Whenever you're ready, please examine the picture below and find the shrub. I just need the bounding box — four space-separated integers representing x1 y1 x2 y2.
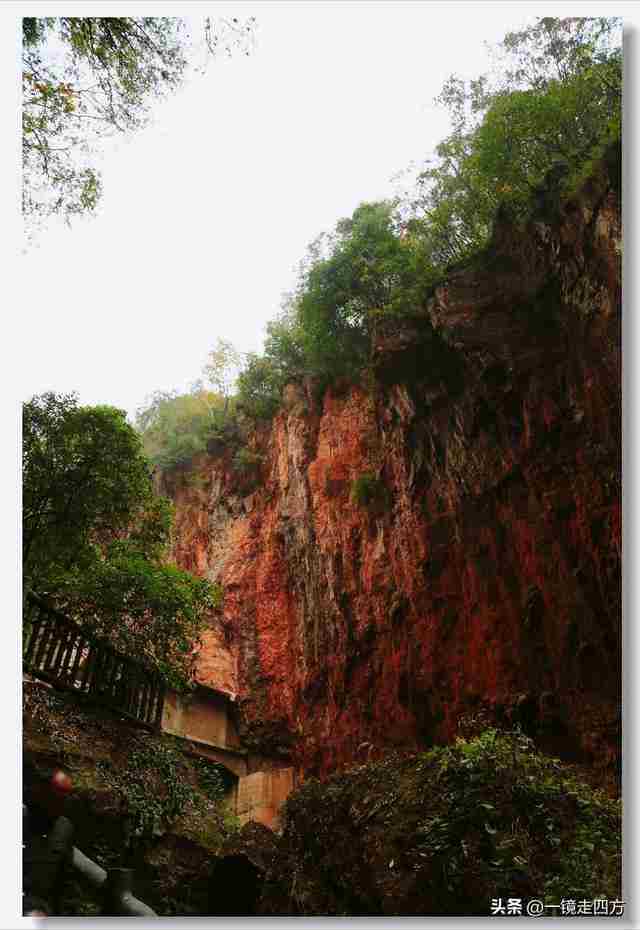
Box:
350 473 389 510
233 447 263 473
23 392 217 689
193 758 228 802
262 729 621 916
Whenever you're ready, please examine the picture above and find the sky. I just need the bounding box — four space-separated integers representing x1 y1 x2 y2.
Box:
12 2 566 421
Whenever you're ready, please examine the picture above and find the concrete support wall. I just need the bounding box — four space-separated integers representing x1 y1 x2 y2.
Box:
161 687 241 750
236 767 296 831
161 685 295 828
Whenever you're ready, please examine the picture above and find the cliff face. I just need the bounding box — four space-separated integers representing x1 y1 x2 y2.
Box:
160 157 621 780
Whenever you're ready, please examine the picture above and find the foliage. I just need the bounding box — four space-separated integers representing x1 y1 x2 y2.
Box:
140 18 622 437
470 65 620 215
202 337 243 401
236 353 289 420
193 758 228 802
233 447 264 473
97 739 198 844
295 202 432 380
89 734 236 868
45 553 220 690
23 391 157 581
234 202 433 415
415 730 620 905
405 17 622 266
350 473 389 510
23 686 238 862
22 16 255 228
264 730 620 915
233 20 621 424
135 387 238 468
235 309 308 419
136 338 247 467
24 683 241 917
23 391 217 687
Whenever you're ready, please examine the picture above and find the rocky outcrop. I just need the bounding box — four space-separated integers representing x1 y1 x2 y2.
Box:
160 151 621 781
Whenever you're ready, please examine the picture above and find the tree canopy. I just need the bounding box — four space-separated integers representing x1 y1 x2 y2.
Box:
135 387 237 469
22 16 255 228
23 392 218 687
133 17 622 442
135 338 244 468
233 16 622 413
296 203 425 374
405 16 621 266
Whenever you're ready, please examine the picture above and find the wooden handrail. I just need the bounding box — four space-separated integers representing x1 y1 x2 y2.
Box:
23 592 165 729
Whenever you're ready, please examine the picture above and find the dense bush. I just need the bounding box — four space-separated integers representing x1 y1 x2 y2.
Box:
295 203 433 380
236 353 286 421
405 17 621 266
233 201 434 417
44 552 221 691
261 729 621 916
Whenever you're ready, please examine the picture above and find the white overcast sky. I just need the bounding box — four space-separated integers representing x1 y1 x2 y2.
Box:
12 1 631 422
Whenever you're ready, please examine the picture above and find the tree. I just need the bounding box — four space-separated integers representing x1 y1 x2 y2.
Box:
135 338 247 465
236 353 287 420
137 18 623 433
23 391 156 580
44 553 217 691
22 16 256 227
406 17 621 267
235 304 308 419
23 392 217 687
233 202 436 414
202 337 242 402
135 388 226 467
294 201 431 380
471 64 620 213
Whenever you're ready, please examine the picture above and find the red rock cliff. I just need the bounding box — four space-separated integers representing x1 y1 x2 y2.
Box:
159 156 621 780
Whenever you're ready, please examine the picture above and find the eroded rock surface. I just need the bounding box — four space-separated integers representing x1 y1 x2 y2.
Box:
160 154 621 780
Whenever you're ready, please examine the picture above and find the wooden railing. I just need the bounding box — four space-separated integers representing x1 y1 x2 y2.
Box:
23 592 165 728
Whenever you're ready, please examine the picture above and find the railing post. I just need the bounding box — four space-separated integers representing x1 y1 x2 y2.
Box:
154 678 165 731
68 632 84 686
23 618 42 668
141 680 152 724
32 617 53 671
79 643 96 693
